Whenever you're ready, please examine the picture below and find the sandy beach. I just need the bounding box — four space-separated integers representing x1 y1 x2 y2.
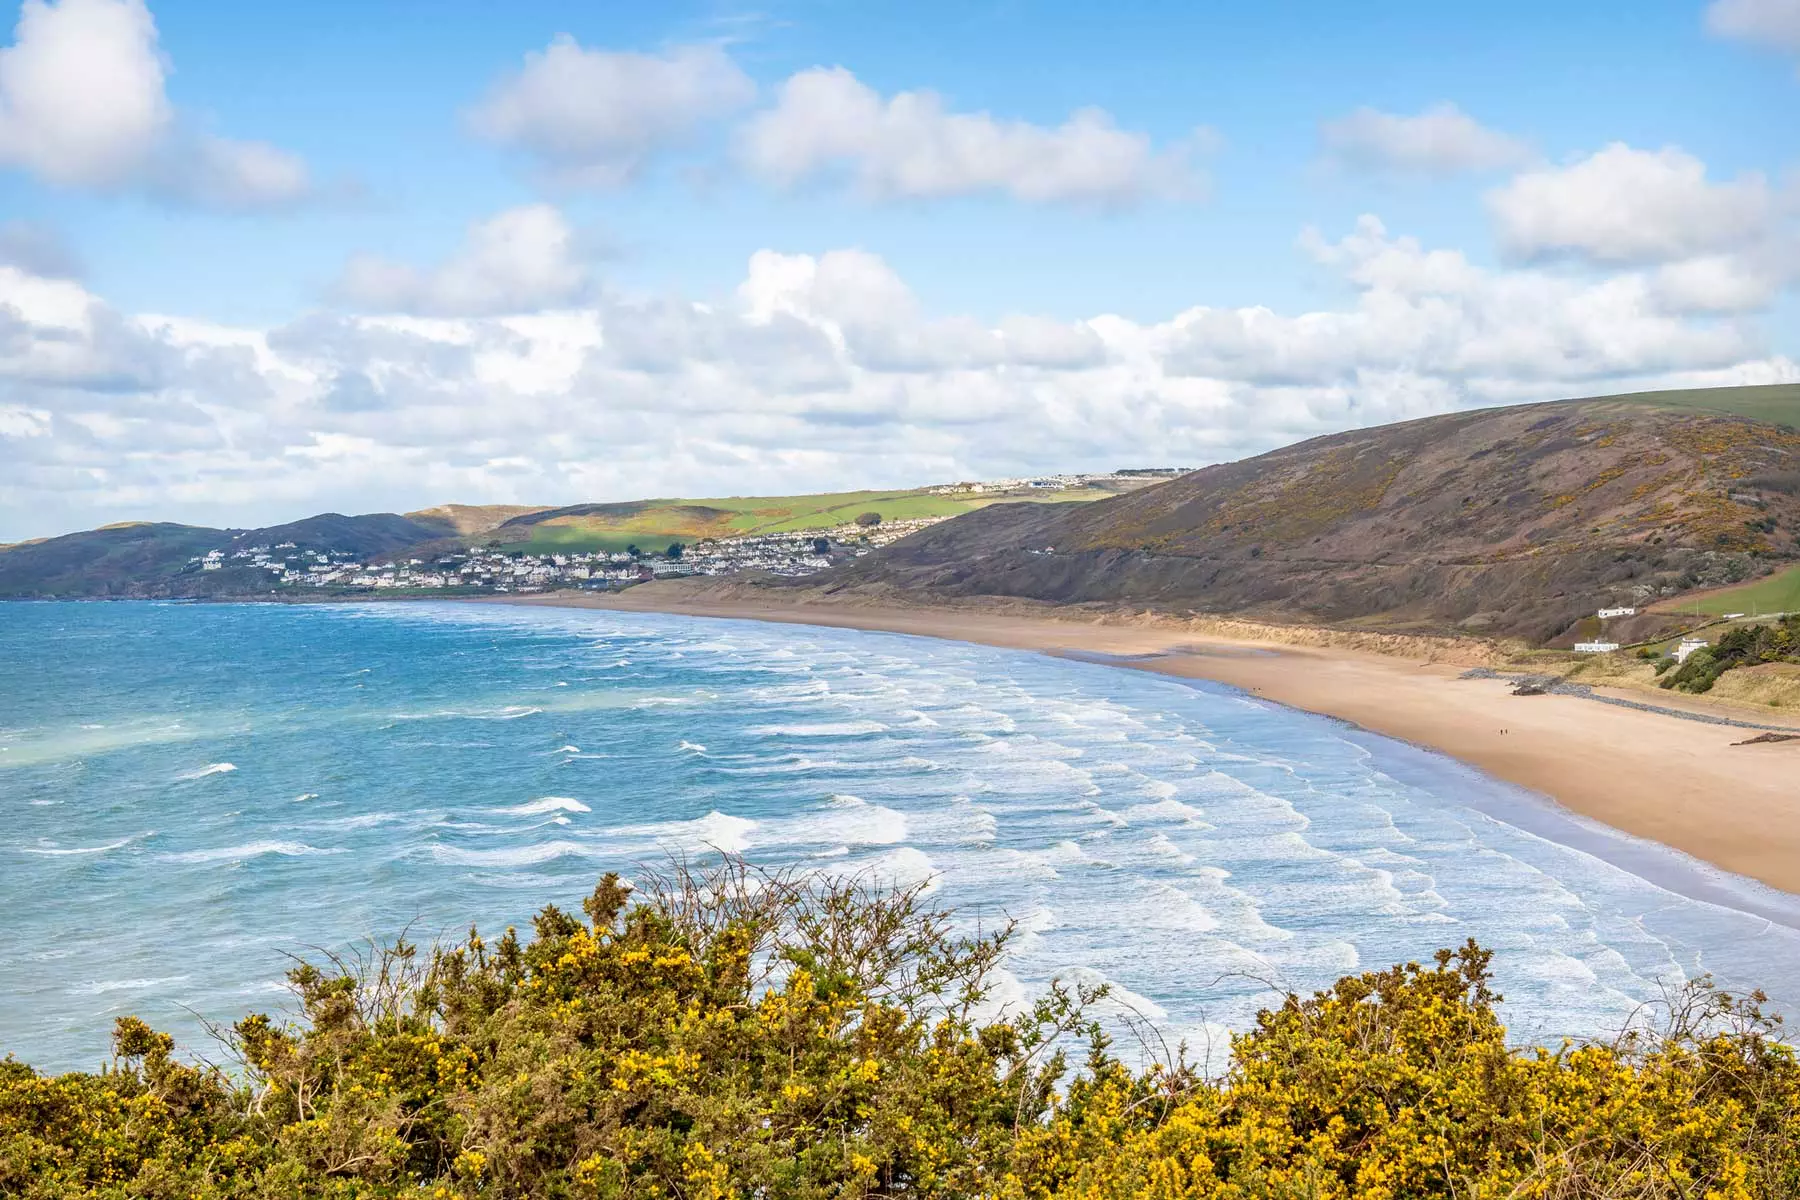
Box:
480 586 1800 896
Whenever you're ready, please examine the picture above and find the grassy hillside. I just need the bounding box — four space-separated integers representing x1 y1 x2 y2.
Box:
1655 563 1800 617
827 387 1800 642
1602 381 1800 426
405 503 551 536
490 487 1121 553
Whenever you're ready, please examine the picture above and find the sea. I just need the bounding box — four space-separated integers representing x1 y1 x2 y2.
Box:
5 600 1800 1074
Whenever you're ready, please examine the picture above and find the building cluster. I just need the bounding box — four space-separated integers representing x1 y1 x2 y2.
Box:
190 534 858 594
924 469 1183 496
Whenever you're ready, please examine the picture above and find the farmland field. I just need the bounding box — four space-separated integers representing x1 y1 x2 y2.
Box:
1605 382 1800 426
491 486 1131 554
1654 563 1800 618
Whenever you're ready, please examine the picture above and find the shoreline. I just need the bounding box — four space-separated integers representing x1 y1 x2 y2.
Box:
474 587 1800 898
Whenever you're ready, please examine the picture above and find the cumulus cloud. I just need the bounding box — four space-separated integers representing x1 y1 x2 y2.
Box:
468 38 754 187
1487 143 1774 264
739 66 1204 205
1649 253 1788 314
332 205 590 317
4 220 1796 540
1318 103 1531 175
1706 0 1800 67
0 0 310 208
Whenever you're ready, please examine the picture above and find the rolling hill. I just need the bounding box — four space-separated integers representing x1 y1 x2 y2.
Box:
0 482 1142 597
0 513 446 599
473 486 1134 554
811 386 1800 643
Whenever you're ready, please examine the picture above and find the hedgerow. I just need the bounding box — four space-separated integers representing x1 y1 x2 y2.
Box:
2 860 1796 1198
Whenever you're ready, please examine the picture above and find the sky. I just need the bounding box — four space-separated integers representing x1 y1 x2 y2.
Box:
0 0 1796 540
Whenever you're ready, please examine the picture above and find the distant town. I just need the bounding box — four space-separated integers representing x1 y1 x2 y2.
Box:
192 532 852 594
186 471 1178 595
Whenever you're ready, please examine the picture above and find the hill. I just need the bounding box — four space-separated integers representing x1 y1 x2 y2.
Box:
0 512 445 599
480 484 1138 553
0 481 1146 598
818 387 1800 643
405 503 552 537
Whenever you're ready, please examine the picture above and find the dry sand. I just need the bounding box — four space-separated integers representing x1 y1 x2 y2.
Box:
482 587 1800 895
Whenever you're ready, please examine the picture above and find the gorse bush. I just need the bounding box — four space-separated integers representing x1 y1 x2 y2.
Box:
3 861 1798 1199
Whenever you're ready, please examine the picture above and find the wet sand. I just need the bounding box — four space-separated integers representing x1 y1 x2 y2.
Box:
479 588 1800 895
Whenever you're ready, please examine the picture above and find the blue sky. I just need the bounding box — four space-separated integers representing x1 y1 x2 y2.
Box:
0 0 1795 537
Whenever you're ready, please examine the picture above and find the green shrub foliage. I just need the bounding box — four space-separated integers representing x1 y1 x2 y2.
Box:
3 861 1797 1198
1662 615 1800 693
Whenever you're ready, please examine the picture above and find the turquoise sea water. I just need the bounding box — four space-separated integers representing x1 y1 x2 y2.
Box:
4 601 1799 1073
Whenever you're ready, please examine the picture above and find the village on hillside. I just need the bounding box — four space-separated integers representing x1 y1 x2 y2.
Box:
184 471 1182 596
191 533 838 593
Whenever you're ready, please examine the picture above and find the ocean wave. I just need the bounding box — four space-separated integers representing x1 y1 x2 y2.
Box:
616 810 758 854
1123 798 1212 826
302 812 405 831
20 837 136 856
678 740 707 754
498 796 591 816
765 794 908 848
162 840 343 864
748 720 887 738
179 762 236 780
433 841 604 868
849 846 940 891
72 975 189 995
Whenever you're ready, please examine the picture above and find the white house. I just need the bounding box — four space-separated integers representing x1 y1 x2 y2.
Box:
1572 641 1621 654
1596 606 1636 619
1674 638 1710 663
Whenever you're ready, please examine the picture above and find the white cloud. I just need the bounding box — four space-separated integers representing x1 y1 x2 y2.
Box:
4 220 1796 539
739 66 1203 205
1487 143 1774 264
1650 253 1787 314
0 0 167 187
0 0 310 207
1318 103 1531 175
1707 0 1800 65
468 38 754 187
333 205 590 317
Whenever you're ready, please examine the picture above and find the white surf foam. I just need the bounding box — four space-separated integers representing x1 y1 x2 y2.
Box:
433 840 602 867
163 840 342 864
749 720 887 737
21 837 135 856
73 975 190 995
498 796 591 816
179 762 236 780
615 810 759 854
765 795 908 847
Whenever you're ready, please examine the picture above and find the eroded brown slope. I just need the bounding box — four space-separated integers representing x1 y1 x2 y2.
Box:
827 398 1800 642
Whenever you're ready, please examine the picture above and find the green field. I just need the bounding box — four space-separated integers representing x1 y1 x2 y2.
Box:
1658 563 1800 618
1603 382 1800 426
497 487 1122 554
